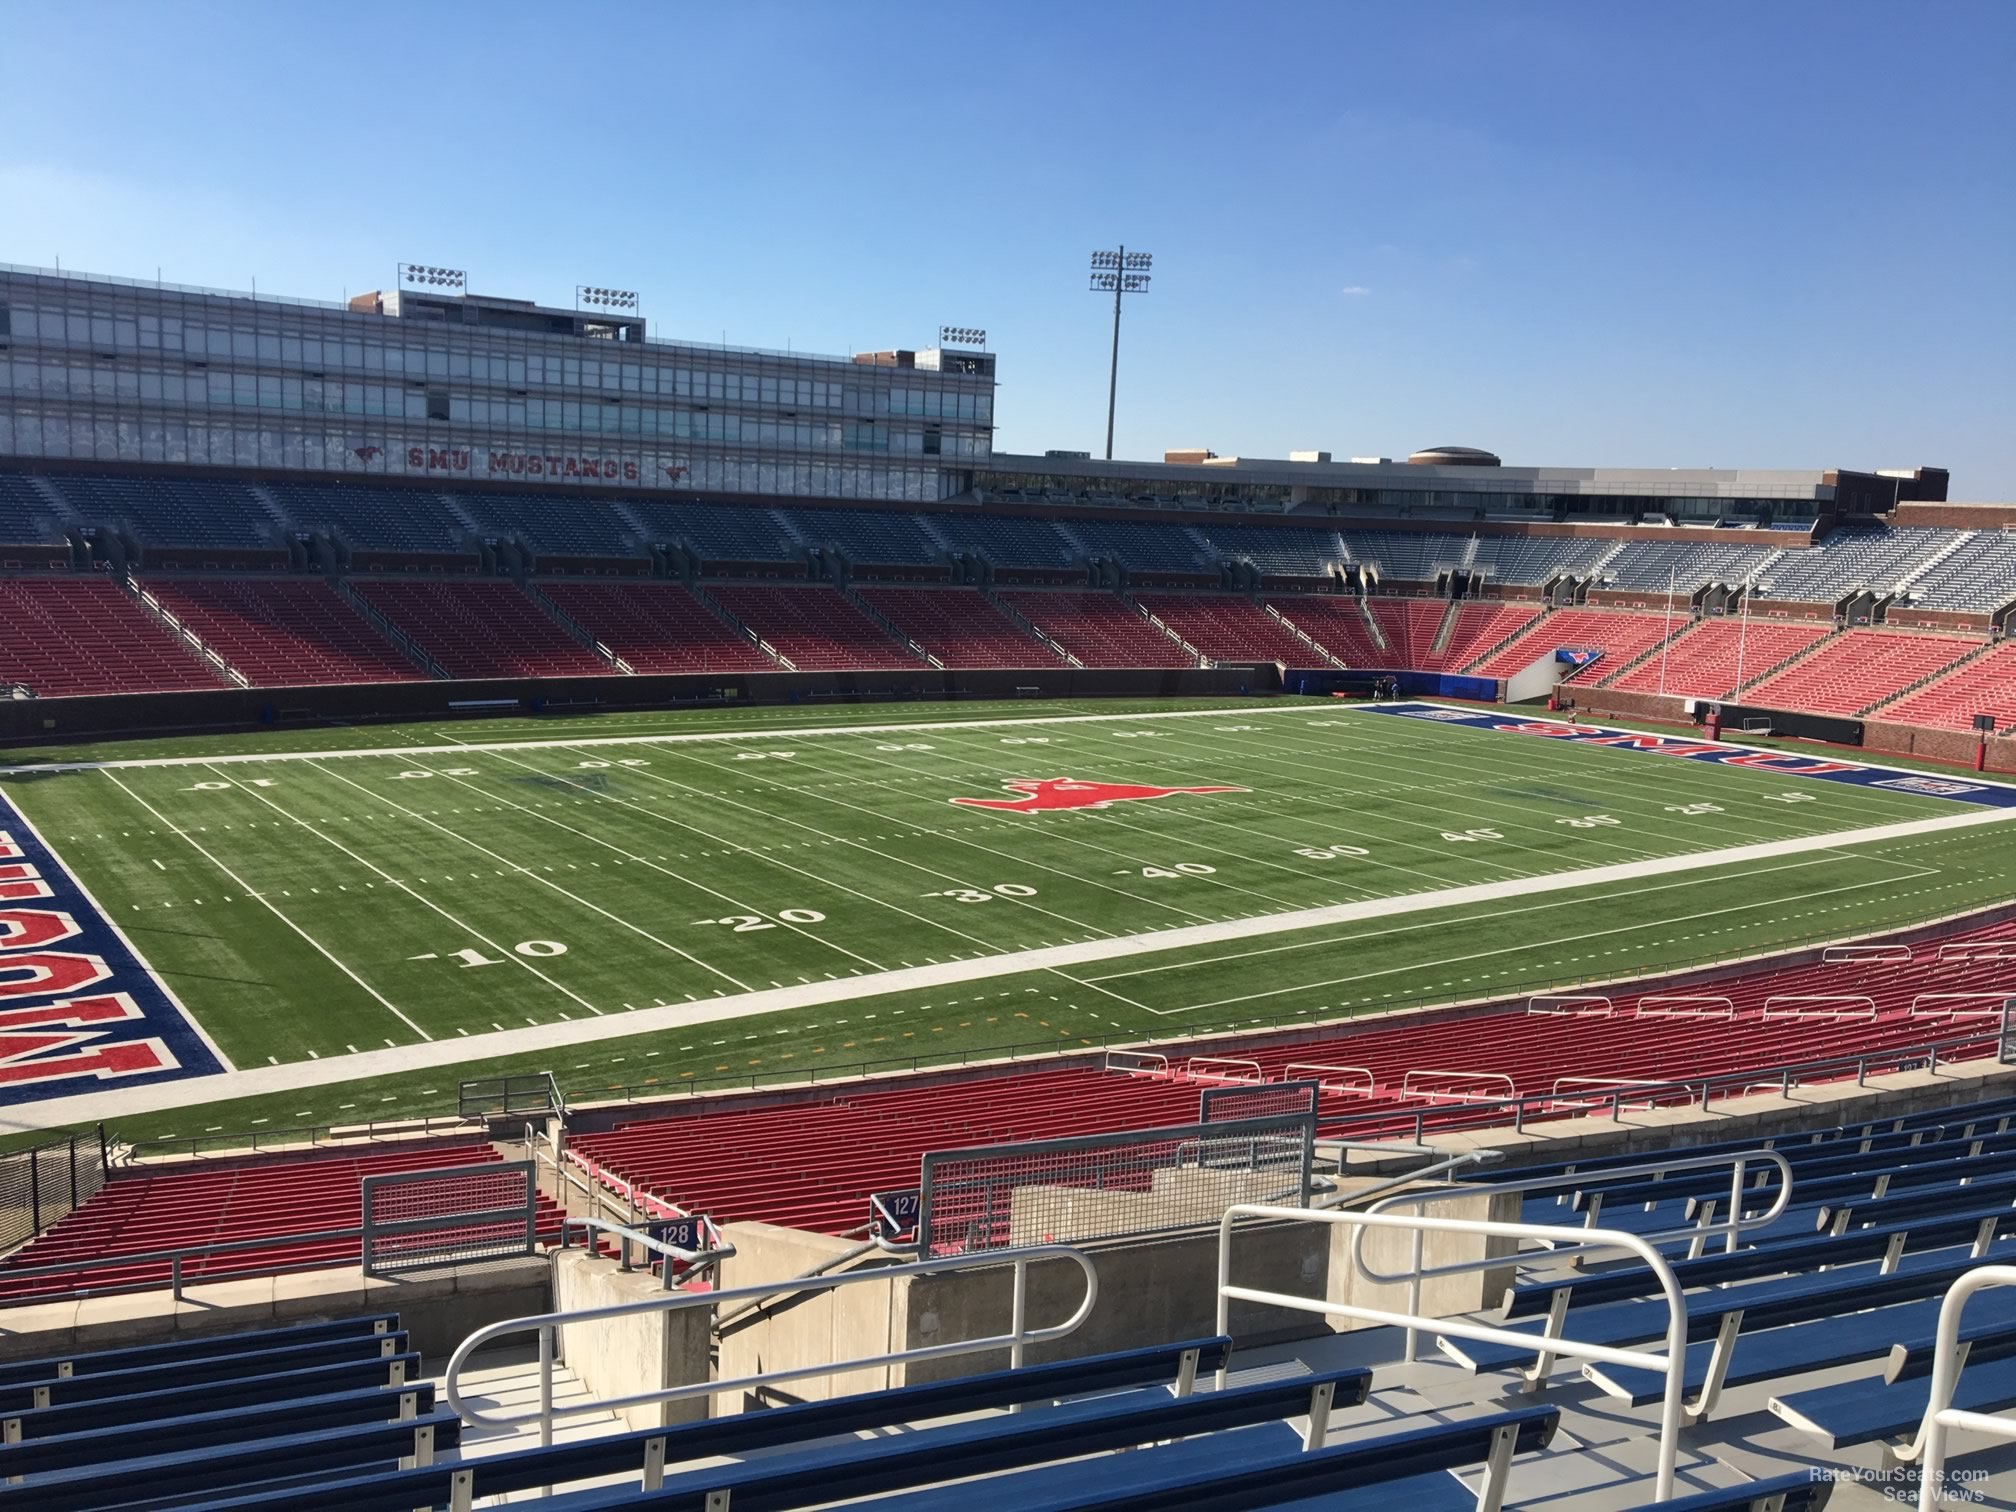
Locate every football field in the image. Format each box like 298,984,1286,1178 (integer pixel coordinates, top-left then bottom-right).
4,697,2014,1146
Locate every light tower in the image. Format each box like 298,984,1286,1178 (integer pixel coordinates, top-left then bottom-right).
1089,246,1152,461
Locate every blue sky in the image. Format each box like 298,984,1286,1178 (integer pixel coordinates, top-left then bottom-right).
4,1,2012,493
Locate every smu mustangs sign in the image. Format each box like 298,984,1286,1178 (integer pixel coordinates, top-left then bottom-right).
1360,703,2016,809
0,790,223,1104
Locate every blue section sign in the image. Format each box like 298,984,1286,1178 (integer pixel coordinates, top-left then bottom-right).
0,785,224,1104
1355,703,2016,809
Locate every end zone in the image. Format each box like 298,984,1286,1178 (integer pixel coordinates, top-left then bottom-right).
0,789,228,1105
1356,702,2016,808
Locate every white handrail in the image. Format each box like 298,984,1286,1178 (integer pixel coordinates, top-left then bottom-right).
1937,941,2016,963
1822,943,1913,964
1911,994,2014,1018
1215,1203,1690,1502
1634,995,1736,1018
1762,994,1878,1020
444,1243,1098,1447
1186,1056,1264,1083
1527,995,1614,1016
1906,1264,2016,1511
1402,1068,1518,1101
1356,1149,1794,1356
1286,1063,1375,1093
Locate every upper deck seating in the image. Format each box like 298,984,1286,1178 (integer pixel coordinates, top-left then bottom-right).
926,512,1079,568
1470,535,1612,585
0,473,69,546
45,474,279,551
625,500,799,562
1760,527,1955,602
789,507,942,565
266,482,472,556
1064,518,1212,573
1197,524,1347,576
451,492,639,558
1906,530,2016,612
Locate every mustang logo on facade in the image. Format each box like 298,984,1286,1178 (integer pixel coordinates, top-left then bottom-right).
949,778,1248,813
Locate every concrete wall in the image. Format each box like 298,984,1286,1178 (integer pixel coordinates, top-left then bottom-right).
0,1256,550,1365
714,1223,901,1408
551,1250,711,1428
1322,1181,1522,1332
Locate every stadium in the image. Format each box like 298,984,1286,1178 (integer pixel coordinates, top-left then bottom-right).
1,257,2014,1511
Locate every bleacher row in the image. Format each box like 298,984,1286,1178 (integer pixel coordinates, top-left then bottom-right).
557,916,2016,1239
0,1311,1724,1512
4,469,2013,610
15,1102,2016,1506
3,574,2011,731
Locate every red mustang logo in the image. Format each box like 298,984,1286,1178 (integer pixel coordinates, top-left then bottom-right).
949,778,1248,813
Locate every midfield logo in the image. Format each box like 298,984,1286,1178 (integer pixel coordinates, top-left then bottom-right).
949,778,1248,813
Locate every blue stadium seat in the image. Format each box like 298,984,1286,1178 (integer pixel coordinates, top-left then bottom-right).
170,1360,1372,1511
267,481,473,556
1618,1471,1834,1512
0,1327,412,1414
451,492,640,559
1771,1354,2016,1449
0,1410,460,1510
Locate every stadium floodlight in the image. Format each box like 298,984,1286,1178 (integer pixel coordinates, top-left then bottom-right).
577,285,640,312
1088,245,1153,460
398,263,466,292
939,326,987,348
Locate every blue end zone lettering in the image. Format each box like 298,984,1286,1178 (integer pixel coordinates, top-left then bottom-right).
0,787,225,1103
1354,703,2016,809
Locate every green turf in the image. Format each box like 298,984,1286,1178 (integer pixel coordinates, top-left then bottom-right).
2,696,2011,1153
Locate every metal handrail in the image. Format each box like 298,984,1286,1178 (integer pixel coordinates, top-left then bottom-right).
556,1215,733,1290
1342,1015,2011,1144
0,1224,365,1301
1215,1203,1691,1503
1353,1148,1794,1362
1903,1265,2016,1511
444,1243,1099,1448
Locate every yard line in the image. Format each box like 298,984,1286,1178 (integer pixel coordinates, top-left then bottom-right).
1137,720,1673,869
407,754,904,971
15,800,2010,1133
201,765,608,1016
1079,853,1871,982
1247,715,1900,838
789,733,1319,912
1093,864,1936,1016
310,760,754,994
99,771,429,1044
643,740,1226,927
564,742,1162,937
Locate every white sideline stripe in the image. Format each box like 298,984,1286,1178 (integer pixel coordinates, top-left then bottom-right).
7,801,2011,1134
6,699,2011,801
0,703,1339,772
